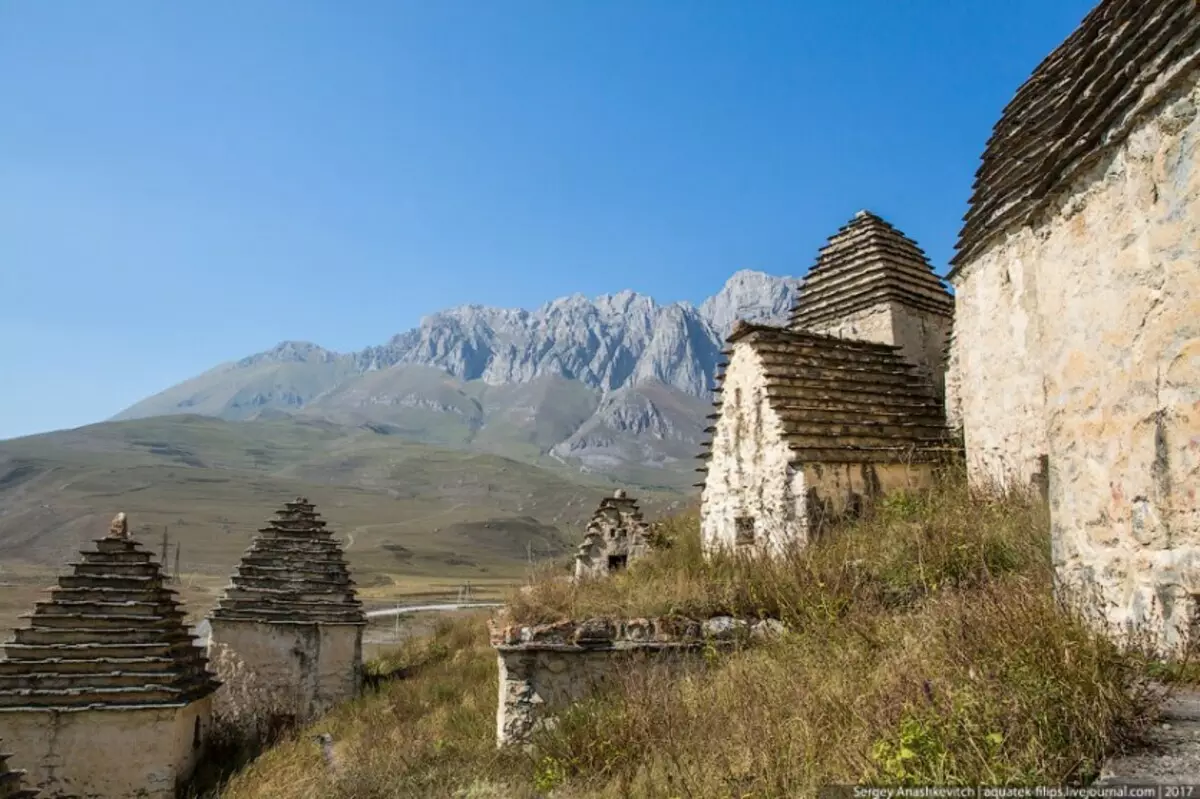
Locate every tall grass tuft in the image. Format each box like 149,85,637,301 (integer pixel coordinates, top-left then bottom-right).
220,475,1164,798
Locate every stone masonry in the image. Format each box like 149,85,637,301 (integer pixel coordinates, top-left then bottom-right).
0,515,219,799
948,0,1200,653
489,615,780,746
573,489,651,580
0,740,37,799
207,498,367,728
790,210,955,401
699,211,957,555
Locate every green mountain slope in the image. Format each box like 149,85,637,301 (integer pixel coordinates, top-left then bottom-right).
0,415,688,584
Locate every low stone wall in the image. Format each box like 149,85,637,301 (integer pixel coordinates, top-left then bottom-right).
0,696,212,799
489,615,782,747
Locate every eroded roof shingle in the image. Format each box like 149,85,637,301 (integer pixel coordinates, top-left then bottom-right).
211,498,365,626
790,210,953,331
0,739,37,798
0,531,219,711
951,0,1200,273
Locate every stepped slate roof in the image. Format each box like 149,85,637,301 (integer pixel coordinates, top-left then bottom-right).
0,526,218,712
696,323,953,484
789,210,953,331
575,490,649,563
0,740,37,799
951,0,1200,273
211,498,366,626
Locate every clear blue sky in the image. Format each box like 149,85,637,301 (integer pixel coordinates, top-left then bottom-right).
0,0,1096,440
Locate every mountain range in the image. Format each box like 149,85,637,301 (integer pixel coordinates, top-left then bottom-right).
112,269,800,486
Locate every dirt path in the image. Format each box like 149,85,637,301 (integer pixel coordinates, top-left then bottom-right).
1098,687,1200,783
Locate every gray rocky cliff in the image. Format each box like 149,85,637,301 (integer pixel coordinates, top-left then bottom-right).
111,270,798,481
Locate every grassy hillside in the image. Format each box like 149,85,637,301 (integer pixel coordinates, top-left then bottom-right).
0,414,687,631
216,478,1166,798
112,349,360,422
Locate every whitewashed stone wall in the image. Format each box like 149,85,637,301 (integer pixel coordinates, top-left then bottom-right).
0,696,212,799
700,343,807,555
951,71,1200,652
949,237,1048,491
804,304,894,348
804,301,951,401
208,620,363,726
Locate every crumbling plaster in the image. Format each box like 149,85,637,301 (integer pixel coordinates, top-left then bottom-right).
0,697,212,799
700,343,806,555
208,619,362,725
951,72,1200,651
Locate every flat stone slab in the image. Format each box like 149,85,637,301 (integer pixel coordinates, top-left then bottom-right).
1098,687,1200,783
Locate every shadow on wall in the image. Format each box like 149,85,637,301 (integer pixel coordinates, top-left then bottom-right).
182,712,298,798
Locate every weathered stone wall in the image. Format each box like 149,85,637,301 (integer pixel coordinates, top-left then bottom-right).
945,322,963,435
803,462,940,533
804,304,894,348
700,343,807,555
949,235,1048,491
804,301,951,400
208,619,363,725
890,302,952,402
0,697,212,799
951,71,1200,652
490,616,777,746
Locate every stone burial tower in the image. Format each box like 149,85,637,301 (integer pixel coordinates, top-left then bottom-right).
0,513,219,799
946,0,1200,654
698,210,956,556
789,210,955,401
0,739,37,798
207,497,366,729
573,489,651,580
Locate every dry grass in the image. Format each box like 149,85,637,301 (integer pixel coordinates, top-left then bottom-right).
219,476,1166,798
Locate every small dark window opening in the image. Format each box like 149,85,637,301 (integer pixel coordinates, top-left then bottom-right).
193,717,201,749
607,554,628,571
735,516,756,546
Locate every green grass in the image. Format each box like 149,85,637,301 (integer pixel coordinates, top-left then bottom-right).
217,476,1165,798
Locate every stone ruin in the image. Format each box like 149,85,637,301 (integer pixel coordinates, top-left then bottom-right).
0,514,219,799
490,615,780,746
0,739,36,799
947,0,1200,654
573,489,651,580
207,497,367,729
698,210,958,555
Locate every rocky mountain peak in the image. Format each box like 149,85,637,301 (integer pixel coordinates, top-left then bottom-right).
237,340,341,367
113,269,801,479
699,269,800,339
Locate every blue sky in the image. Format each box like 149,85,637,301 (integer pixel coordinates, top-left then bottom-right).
0,0,1096,440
